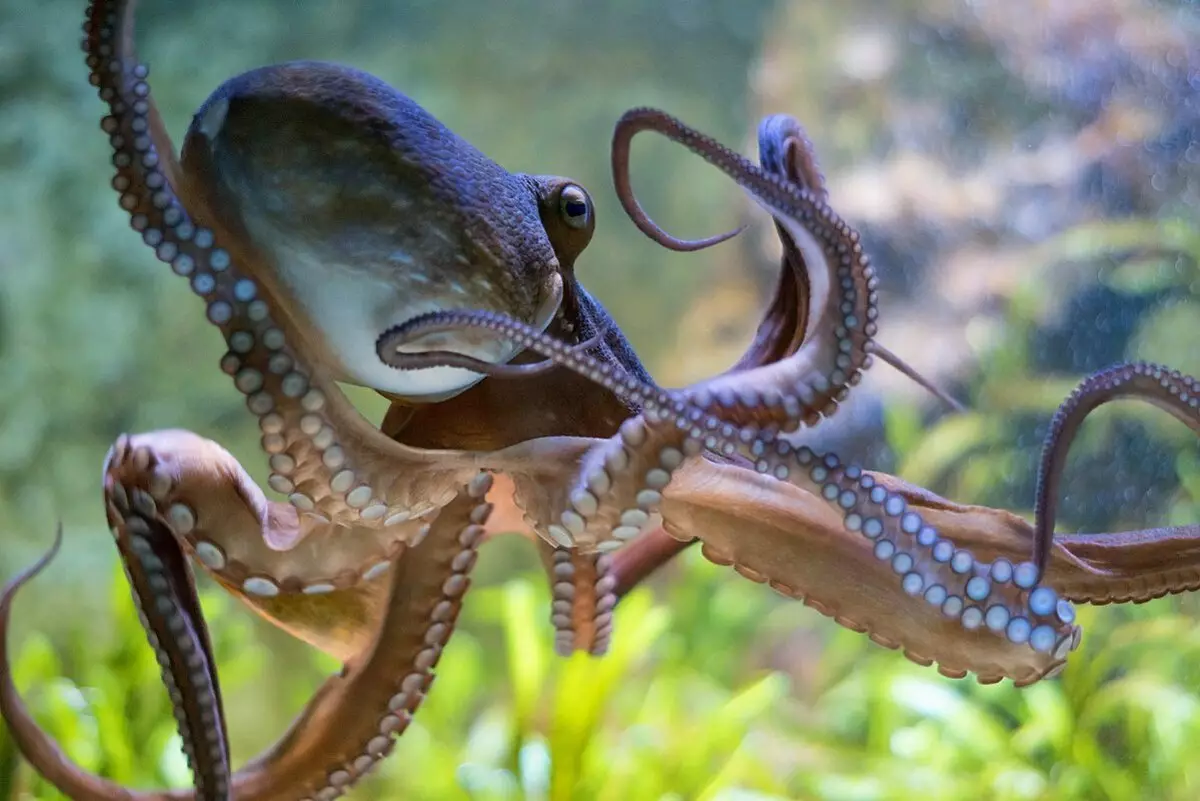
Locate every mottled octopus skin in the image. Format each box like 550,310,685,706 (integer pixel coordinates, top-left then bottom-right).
2,1,1199,799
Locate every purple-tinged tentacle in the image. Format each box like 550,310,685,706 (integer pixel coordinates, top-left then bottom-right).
1033,362,1200,580
610,108,877,433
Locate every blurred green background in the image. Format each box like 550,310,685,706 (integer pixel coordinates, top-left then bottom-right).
1,0,1198,799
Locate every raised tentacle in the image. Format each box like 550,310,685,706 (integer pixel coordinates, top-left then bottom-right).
1,510,230,801
730,115,820,372
746,115,963,412
757,115,827,194
577,122,828,591
1031,362,1200,580
619,109,963,413
535,542,617,656
611,108,877,432
0,475,493,800
611,125,743,252
85,0,476,533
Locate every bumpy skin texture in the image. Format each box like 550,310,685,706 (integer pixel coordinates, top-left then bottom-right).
2,1,1198,799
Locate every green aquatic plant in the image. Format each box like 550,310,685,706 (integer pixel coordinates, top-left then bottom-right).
4,544,1199,800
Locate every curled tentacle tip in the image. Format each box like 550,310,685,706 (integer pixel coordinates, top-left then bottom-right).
377,324,461,370
656,222,747,253
376,310,613,380
612,110,752,253
375,314,510,375
866,342,966,414
378,343,555,378
2,525,63,604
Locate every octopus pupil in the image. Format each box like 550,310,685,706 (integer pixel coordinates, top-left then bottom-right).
565,200,587,217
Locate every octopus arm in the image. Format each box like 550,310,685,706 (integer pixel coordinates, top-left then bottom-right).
99,430,423,661
534,540,619,656
1051,525,1200,603
612,109,876,432
0,477,492,800
659,457,1080,686
1025,363,1200,602
874,473,1200,606
86,0,476,538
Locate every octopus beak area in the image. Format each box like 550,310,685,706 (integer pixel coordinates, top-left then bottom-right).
379,273,564,402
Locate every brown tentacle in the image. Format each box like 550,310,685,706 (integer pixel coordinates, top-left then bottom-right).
866,342,965,413
660,458,1080,686
105,429,422,652
491,424,675,554
217,475,493,800
113,509,230,799
609,527,696,599
1,511,230,801
103,441,232,800
85,0,476,532
1032,362,1200,580
1050,525,1200,603
740,115,962,412
611,108,877,432
870,472,1200,606
377,308,754,462
2,432,245,799
1,529,169,801
535,542,617,656
381,310,708,552
611,122,743,252
0,475,492,800
104,430,433,661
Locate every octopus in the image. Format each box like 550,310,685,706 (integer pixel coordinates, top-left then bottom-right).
2,1,1198,799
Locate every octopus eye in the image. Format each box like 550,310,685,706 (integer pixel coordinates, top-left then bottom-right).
559,184,592,229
